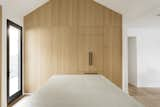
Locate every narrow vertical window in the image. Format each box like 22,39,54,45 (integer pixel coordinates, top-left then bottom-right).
7,20,22,104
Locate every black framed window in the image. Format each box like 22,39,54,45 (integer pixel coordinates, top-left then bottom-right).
7,20,23,104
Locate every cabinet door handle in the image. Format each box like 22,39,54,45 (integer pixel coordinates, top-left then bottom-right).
89,51,93,66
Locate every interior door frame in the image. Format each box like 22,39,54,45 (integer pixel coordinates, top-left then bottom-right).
7,19,23,104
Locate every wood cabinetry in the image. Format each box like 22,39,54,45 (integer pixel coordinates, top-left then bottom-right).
24,0,122,92
78,0,104,26
0,5,2,106
103,9,122,87
54,27,78,74
78,26,103,74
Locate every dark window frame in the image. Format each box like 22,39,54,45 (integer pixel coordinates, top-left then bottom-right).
7,19,23,104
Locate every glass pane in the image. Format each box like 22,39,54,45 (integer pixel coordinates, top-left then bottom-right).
9,25,21,97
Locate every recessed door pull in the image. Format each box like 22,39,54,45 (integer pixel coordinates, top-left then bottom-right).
89,51,93,66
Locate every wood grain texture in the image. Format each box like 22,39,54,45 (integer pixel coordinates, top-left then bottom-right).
78,0,104,26
24,0,122,92
129,84,160,107
112,26,122,88
0,5,2,106
103,9,122,87
78,26,104,74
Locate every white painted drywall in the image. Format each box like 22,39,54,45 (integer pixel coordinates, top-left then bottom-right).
128,28,160,87
122,16,128,93
128,37,137,86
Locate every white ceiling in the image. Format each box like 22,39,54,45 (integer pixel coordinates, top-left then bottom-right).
95,0,160,28
0,0,49,17
0,0,160,28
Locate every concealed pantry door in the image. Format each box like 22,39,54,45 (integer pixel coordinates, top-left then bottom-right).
78,27,103,74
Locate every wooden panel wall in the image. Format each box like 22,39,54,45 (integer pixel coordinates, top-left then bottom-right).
24,0,122,93
0,5,2,107
103,9,122,87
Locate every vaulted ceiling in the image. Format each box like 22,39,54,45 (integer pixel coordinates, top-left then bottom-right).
95,0,160,28
0,0,160,28
0,0,49,17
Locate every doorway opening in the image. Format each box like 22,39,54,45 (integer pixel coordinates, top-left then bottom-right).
128,37,137,88
128,37,138,96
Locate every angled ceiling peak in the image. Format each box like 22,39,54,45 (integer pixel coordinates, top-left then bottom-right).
3,0,49,18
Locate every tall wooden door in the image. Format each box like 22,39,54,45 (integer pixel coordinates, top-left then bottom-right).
78,27,103,74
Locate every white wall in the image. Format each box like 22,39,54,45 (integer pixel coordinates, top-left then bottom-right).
128,37,137,86
122,16,128,93
1,3,23,107
128,28,160,87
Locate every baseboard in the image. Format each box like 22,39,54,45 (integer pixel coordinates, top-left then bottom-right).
23,93,33,96
137,82,160,88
